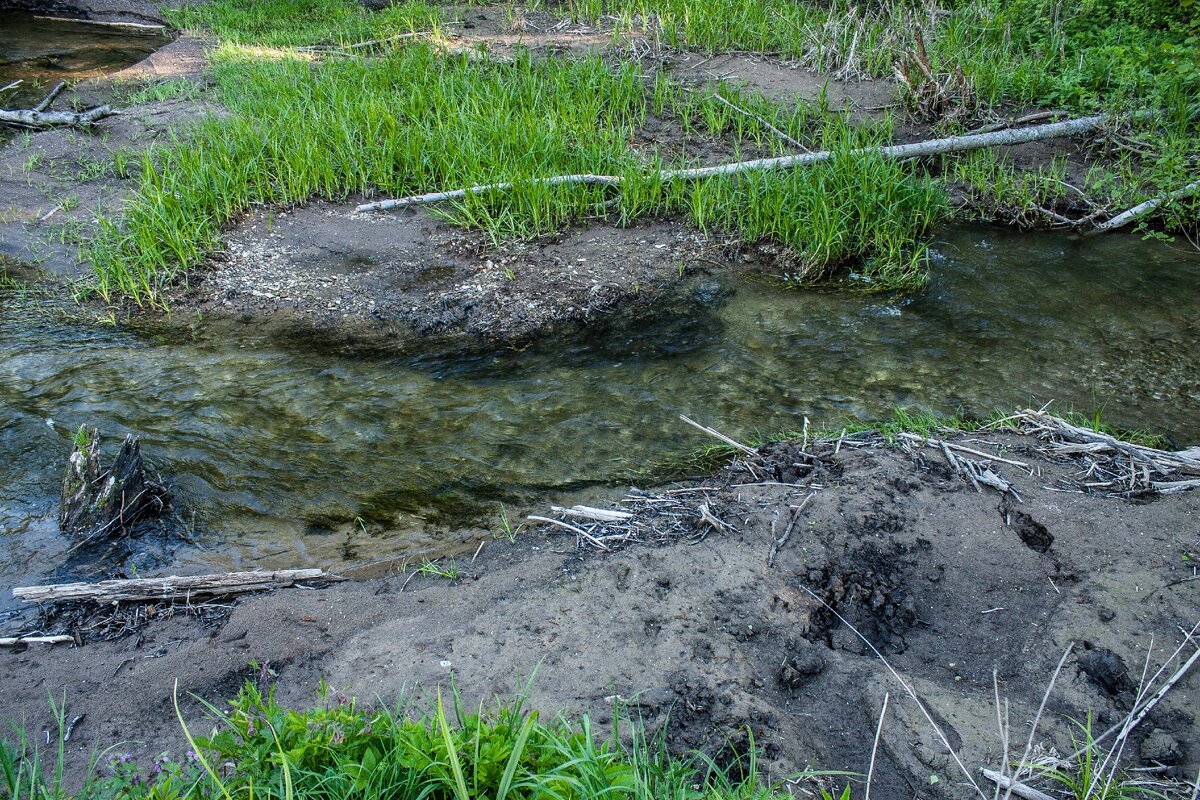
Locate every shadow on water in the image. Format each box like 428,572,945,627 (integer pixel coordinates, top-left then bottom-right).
1,224,1197,596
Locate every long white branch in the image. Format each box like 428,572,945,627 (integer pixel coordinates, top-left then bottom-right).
1091,179,1200,232
355,115,1107,213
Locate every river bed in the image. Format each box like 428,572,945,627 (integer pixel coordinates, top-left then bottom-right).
1,224,1197,599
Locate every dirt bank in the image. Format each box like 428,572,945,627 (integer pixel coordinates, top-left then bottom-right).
3,429,1197,798
174,203,725,349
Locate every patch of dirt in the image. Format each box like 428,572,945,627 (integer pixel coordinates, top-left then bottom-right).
3,432,1196,798
171,202,726,347
669,52,898,125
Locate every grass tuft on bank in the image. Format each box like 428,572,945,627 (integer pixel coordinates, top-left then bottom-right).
1,683,841,800
87,37,945,305
88,0,1196,307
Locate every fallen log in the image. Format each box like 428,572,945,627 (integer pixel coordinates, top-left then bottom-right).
1,81,118,130
13,568,335,605
0,635,75,647
1089,179,1200,233
356,114,1108,213
0,105,118,129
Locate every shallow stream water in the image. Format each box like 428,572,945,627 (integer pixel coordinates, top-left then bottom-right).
0,11,174,107
1,225,1198,600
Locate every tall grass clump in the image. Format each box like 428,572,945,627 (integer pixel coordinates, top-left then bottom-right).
1,682,831,800
88,35,947,305
87,45,646,304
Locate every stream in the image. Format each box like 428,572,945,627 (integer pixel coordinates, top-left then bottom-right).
0,11,174,108
2,225,1198,600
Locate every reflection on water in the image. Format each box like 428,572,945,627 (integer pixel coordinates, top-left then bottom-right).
1,225,1197,593
0,12,174,106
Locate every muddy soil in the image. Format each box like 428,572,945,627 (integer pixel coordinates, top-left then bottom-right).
3,432,1197,799
176,203,724,348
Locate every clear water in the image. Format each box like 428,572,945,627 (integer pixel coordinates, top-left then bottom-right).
0,11,174,107
1,225,1198,599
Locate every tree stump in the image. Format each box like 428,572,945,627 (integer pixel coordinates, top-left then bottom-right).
59,427,168,541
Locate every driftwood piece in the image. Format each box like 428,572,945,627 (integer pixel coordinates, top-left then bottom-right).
980,769,1055,800
59,428,168,541
13,568,333,605
0,105,117,129
1090,179,1200,233
0,635,75,647
1018,411,1200,474
1,81,118,130
356,114,1107,213
679,414,756,455
550,504,633,523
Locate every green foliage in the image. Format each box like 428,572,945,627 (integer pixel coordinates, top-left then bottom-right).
1035,714,1170,800
162,0,446,47
2,682,830,800
87,36,944,305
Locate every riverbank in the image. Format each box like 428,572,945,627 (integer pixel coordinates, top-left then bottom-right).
1,0,1196,347
3,423,1198,798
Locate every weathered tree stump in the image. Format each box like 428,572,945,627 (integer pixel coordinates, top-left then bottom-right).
59,427,168,541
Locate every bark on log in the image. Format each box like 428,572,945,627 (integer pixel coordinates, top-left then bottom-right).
1,80,118,130
1090,179,1200,233
59,429,168,540
13,568,335,605
0,105,118,129
356,115,1108,213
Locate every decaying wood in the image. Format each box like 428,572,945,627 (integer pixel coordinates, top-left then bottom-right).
900,432,1024,500
1,81,118,130
1017,411,1200,475
767,491,815,567
59,428,168,542
679,414,756,455
1090,179,1200,233
550,504,633,523
0,635,74,647
980,769,1055,800
897,432,1030,468
356,114,1108,213
13,568,334,605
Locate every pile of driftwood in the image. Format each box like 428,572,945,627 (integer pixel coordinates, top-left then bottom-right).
6,569,339,646
527,410,1198,558
1013,409,1200,498
527,415,835,556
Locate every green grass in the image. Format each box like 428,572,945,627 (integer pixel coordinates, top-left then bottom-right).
86,34,946,305
0,683,842,800
86,0,1195,307
568,0,1199,230
162,0,447,47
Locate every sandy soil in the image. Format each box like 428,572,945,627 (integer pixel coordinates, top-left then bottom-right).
3,432,1197,798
